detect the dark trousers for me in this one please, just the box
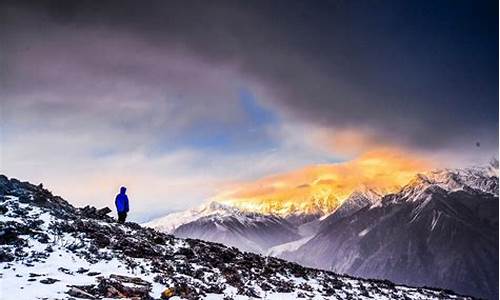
[118,212,127,223]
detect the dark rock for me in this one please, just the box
[58,267,73,275]
[40,277,60,284]
[37,233,50,243]
[96,207,111,216]
[0,248,15,262]
[176,247,195,258]
[76,267,89,274]
[93,233,110,248]
[0,227,22,245]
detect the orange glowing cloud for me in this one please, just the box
[213,148,432,216]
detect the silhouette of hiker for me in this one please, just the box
[115,186,129,223]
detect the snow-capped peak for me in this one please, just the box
[143,200,271,233]
[394,164,498,205]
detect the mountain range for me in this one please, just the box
[146,162,499,299]
[0,175,475,299]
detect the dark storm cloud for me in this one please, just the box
[1,0,498,153]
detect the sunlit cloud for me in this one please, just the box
[213,148,432,215]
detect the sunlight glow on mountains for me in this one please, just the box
[213,149,431,216]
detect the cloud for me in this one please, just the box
[214,148,432,215]
[2,0,497,154]
[0,0,497,220]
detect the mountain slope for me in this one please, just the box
[266,189,381,258]
[319,188,382,229]
[145,202,301,253]
[146,187,382,255]
[281,166,499,299]
[0,175,474,299]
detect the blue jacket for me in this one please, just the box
[115,187,129,213]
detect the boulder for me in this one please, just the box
[97,274,153,299]
[40,277,60,284]
[97,207,112,216]
[66,287,97,299]
[161,288,175,299]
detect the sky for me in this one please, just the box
[1,0,498,221]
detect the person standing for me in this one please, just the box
[115,186,129,223]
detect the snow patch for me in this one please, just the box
[358,228,370,237]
